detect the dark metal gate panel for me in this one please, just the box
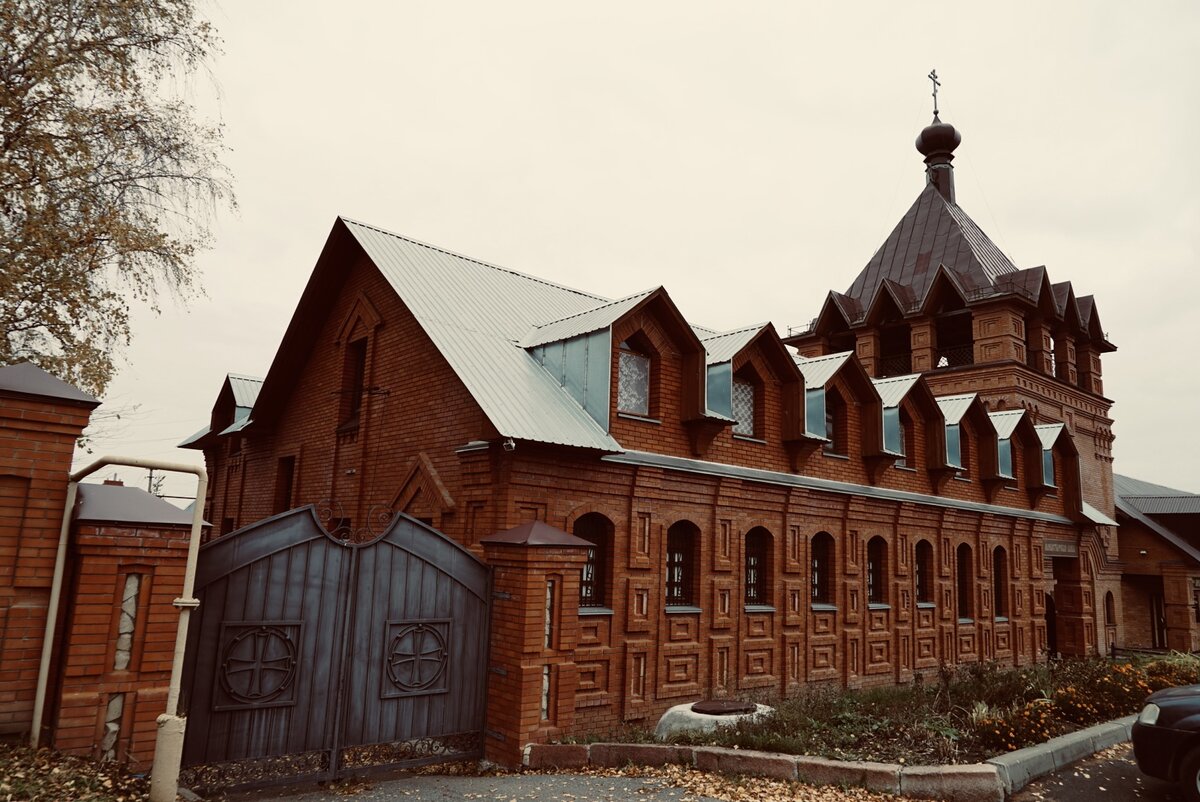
[339,522,490,767]
[180,508,490,790]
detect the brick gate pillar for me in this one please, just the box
[480,522,590,767]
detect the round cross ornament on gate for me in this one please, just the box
[386,623,448,692]
[219,625,298,704]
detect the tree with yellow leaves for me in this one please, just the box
[0,0,234,396]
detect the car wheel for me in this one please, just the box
[1181,747,1200,802]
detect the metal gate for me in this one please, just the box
[179,507,491,791]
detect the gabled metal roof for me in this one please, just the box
[0,362,99,407]
[1081,501,1118,527]
[228,374,264,409]
[178,425,210,448]
[701,324,767,366]
[1116,495,1200,566]
[76,483,205,526]
[1034,423,1064,450]
[795,351,853,388]
[988,409,1025,439]
[343,219,621,452]
[1115,473,1200,515]
[871,374,921,408]
[934,393,976,425]
[218,411,253,436]
[521,288,656,348]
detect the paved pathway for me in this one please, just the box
[246,772,725,802]
[1014,744,1180,801]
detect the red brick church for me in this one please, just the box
[179,111,1188,766]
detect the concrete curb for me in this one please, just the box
[525,715,1135,801]
[986,714,1136,796]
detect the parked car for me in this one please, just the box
[1133,684,1200,801]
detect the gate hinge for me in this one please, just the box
[485,729,506,742]
[492,590,512,600]
[489,666,507,676]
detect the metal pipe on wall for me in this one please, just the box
[30,456,207,802]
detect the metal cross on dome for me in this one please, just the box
[929,69,941,117]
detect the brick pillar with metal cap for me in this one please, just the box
[480,522,590,767]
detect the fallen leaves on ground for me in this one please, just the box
[0,742,148,802]
[536,763,900,802]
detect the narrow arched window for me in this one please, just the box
[744,527,772,605]
[867,537,888,604]
[666,520,700,607]
[574,513,614,608]
[811,532,834,604]
[957,543,974,620]
[915,539,934,604]
[992,546,1008,619]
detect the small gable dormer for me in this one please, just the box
[984,408,1043,505]
[702,323,806,453]
[869,374,950,487]
[794,352,881,472]
[934,393,996,488]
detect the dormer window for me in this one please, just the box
[823,388,847,455]
[732,379,756,436]
[997,438,1014,479]
[946,423,962,469]
[617,342,651,416]
[1042,449,1056,488]
[805,387,825,437]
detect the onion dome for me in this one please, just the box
[915,114,962,160]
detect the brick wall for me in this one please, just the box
[0,390,92,736]
[196,252,1110,754]
[50,522,190,767]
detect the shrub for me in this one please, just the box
[1146,652,1200,691]
[972,699,1065,753]
[1051,660,1151,724]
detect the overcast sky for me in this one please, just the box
[76,1,1200,502]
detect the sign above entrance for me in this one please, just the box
[1045,538,1079,558]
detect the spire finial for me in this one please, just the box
[928,69,941,118]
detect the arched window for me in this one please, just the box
[957,543,974,620]
[574,513,614,608]
[1105,591,1116,627]
[915,540,934,604]
[992,546,1008,619]
[867,537,888,604]
[811,532,834,605]
[666,520,700,607]
[744,527,772,605]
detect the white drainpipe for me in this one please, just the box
[30,456,208,802]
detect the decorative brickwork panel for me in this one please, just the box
[628,514,653,570]
[710,579,734,630]
[659,648,701,699]
[709,636,733,694]
[711,519,733,572]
